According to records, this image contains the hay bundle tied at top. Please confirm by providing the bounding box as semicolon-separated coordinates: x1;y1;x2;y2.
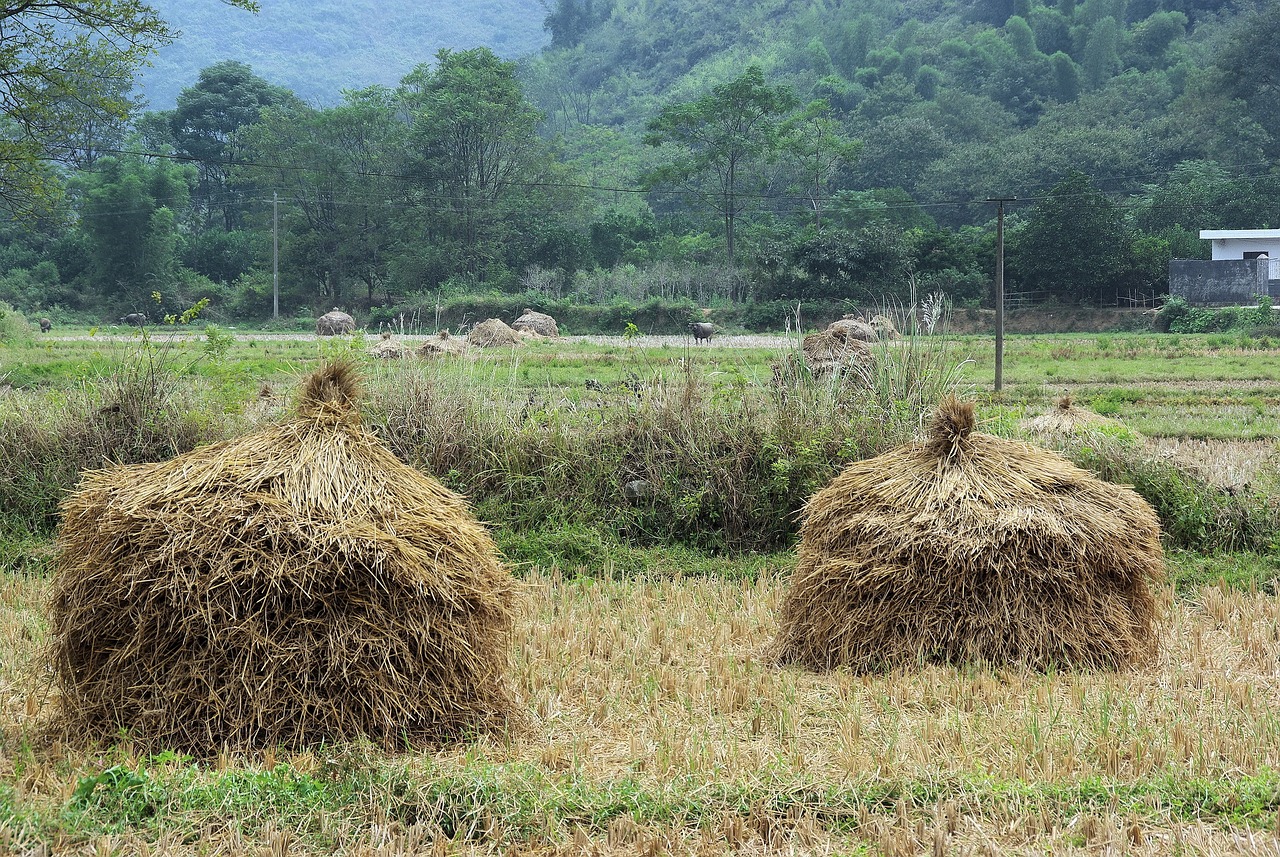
48;362;518;752
801;330;873;382
772;397;1164;673
512;308;559;337
468;318;521;348
1020;394;1142;446
417;330;468;357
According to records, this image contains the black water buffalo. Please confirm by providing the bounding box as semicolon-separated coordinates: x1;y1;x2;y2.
38;318;51;333
689;322;714;343
119;313;147;327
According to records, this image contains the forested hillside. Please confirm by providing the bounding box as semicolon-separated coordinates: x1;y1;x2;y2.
137;0;549;107
2;0;1279;328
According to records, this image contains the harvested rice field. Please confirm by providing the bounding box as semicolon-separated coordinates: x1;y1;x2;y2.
1;570;1279;854
2;329;1280;853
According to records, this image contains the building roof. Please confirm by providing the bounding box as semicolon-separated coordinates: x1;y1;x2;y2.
1200;229;1280;240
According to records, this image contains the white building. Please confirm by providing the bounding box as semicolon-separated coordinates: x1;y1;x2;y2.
1201;229;1280;279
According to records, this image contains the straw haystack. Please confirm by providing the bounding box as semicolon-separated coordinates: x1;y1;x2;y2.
417;330;468;357
468;318;521;348
801;330;874;381
316;309;356;336
48;363;518;752
512;308;559;337
367;333;409;359
1020;395;1142;446
869;314;900;340
827;316;877;342
772;397;1164;673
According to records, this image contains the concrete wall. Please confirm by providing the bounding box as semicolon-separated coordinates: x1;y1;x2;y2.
1169;259;1272;305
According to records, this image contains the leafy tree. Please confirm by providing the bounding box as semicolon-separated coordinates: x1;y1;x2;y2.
1081;17;1122;90
399;48;580;287
0;1;256;215
238;87;406;311
642;66;798;266
168;61;298;231
780;100;861;227
1009;171;1130;305
1211;3;1280;157
73;152;195;309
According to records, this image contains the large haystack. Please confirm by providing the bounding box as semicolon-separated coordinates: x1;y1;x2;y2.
468;318;521;348
772;397;1164;673
48;363;518;753
512;308;559;337
801;330;874;382
827;316;877;342
316;309;356;336
1020;395;1142;446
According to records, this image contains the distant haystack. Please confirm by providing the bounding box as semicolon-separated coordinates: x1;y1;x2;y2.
468;318;521;348
48;362;518;752
316;309;355;336
772;396;1164;673
1020;395;1143;446
869;314;900;340
367;334;409;359
801;330;874;382
417;330;468;358
827;316;877;342
512;308;559;337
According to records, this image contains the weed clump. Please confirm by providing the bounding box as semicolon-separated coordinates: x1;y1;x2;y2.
48;362;518;753
772;397;1166;673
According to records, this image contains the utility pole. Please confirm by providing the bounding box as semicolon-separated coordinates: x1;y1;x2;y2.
987;197;1016;392
272;192;279;320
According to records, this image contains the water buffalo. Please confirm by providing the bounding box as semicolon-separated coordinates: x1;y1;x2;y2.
689;322;714;343
38;318;51;333
119;313;147;327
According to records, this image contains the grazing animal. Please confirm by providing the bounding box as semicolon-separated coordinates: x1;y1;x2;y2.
38;318;51;333
689;322;714;343
119;313;147;327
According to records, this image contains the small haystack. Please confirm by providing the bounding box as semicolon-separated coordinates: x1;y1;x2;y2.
48;363;518;752
417;330;468;358
801;330;874;382
512;308;559;338
367;333;409;359
1020;395;1142;446
827;315;877;342
316;309;356;336
772;397;1164;673
869;314;900;340
468;318;522;348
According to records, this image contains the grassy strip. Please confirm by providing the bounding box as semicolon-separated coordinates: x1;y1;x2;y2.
15;759;1278;847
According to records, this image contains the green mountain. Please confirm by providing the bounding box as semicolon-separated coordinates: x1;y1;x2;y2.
137;0;550;108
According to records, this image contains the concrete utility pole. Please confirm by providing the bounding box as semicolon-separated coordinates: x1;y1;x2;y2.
272;192;279;320
987;197;1016;392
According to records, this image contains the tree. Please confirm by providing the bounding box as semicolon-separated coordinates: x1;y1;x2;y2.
781;100;861;227
73;151;194;309
1009;171;1130;305
0;0;256;215
642;66;798;266
1212;3;1280;157
398;48;581;287
237;87;406;311
168;61;299;231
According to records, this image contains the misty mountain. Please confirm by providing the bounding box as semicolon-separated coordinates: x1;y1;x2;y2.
136;0;551;108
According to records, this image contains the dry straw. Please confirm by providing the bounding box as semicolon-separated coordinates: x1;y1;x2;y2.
468;318;522;348
48;362;518;753
512;308;560;337
773;396;1164;672
1020;394;1142;445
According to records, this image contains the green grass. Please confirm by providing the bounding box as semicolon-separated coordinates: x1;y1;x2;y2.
22;755;1280;848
